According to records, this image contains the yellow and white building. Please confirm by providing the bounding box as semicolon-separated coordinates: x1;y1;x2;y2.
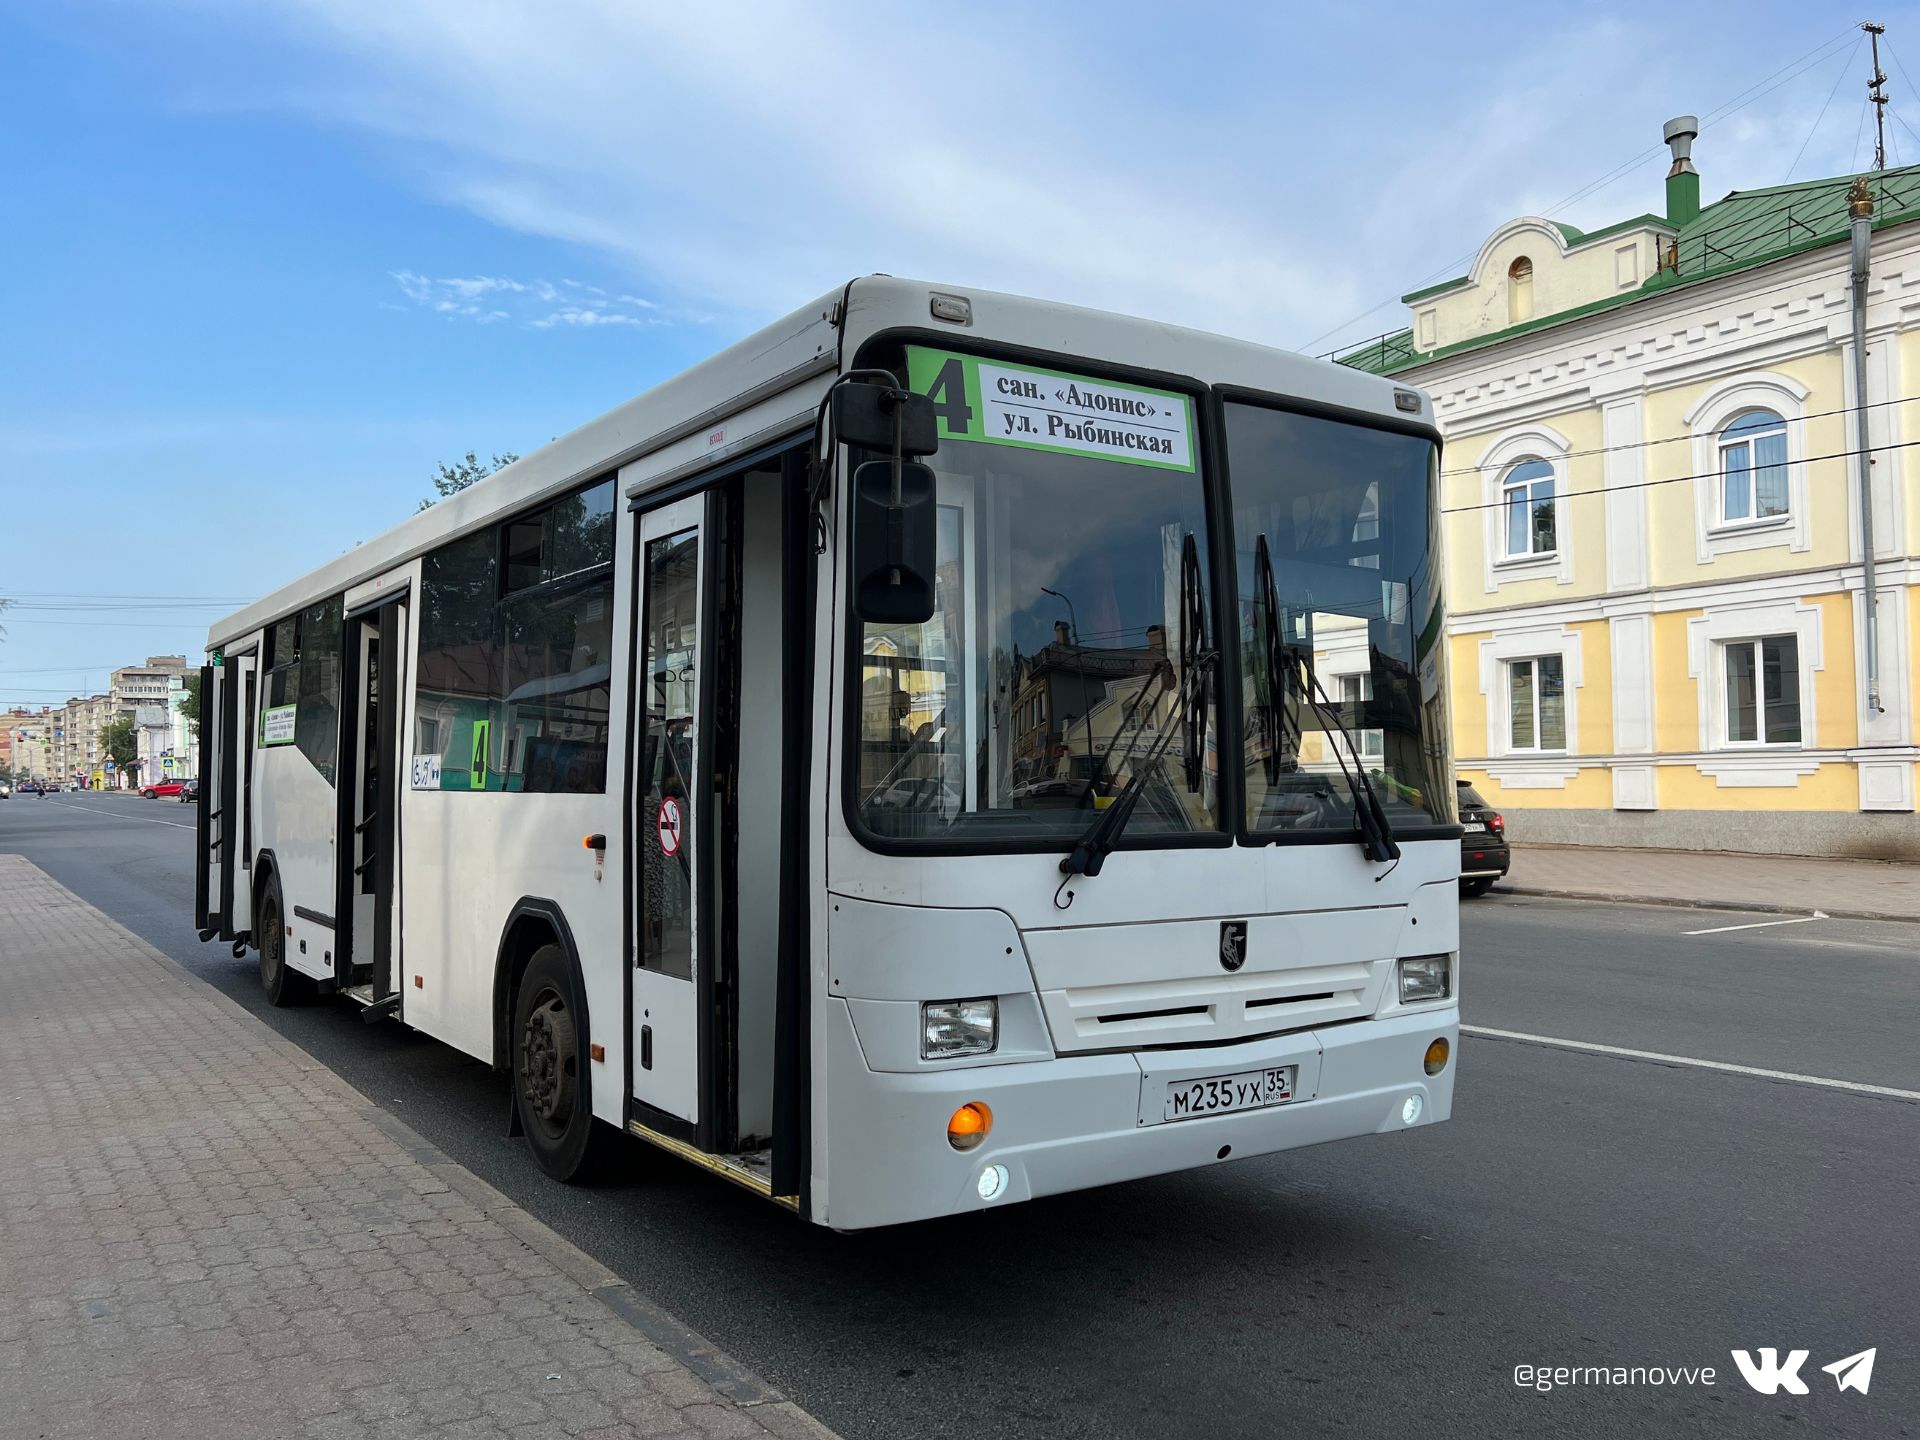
1342;118;1920;857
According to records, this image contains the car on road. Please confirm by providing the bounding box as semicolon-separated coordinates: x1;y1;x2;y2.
1457;778;1509;897
17;781;44;796
179;779;199;803
140;780;189;799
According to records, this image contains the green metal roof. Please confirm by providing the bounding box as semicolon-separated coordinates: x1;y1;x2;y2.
1338;165;1920;376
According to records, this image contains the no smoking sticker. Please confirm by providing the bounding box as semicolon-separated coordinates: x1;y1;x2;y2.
656;797;683;857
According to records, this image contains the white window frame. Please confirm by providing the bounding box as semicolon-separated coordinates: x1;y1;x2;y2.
1498;459;1559;562
1475;627;1583;786
1503;655;1568;754
1685;600;1821;773
1472;427;1574;592
1714;410;1790;529
1336;671;1383;762
1685;374;1810;563
1716;635;1803;748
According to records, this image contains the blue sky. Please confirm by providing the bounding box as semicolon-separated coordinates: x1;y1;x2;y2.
4;1;1916;706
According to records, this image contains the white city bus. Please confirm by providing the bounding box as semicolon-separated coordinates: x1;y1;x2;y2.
195;277;1460;1230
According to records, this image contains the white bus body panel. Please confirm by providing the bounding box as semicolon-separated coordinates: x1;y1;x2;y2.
253;740;340;982
204;275;1452;1227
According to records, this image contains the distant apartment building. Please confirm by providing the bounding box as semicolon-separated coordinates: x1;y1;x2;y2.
4;708;59;782
58;693;116;788
1339;118;1919;857
115;655;193;784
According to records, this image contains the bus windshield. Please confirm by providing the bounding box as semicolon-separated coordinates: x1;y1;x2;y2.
853;349;1218;844
1226;401;1454;834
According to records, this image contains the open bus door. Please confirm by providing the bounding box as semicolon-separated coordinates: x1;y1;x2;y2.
631;495;709;1133
624;445;812;1210
194;660;220;937
334;594;407;1015
199;649;258;944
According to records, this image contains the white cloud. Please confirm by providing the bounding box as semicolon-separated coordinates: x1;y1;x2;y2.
389;270;671;329
173;4;1890;355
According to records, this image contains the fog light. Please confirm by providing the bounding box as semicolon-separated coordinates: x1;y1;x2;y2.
948;1101;992;1151
1402;1094;1424;1125
1424;1037;1450;1075
1398;954;1452;1004
977;1164;1008;1201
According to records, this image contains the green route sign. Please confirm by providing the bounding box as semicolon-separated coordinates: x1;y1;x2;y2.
906;346;1195;473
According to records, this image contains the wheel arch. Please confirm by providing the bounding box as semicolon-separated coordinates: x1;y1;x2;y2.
251;849;281;928
492;898;588;1073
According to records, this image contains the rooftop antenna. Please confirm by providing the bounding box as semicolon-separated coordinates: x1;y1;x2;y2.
1864;21;1888;171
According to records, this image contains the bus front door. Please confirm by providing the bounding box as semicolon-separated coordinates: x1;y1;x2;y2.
335;597;406;1006
631;496;709;1130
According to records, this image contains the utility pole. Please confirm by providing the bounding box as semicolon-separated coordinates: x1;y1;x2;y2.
1847;25;1889;714
1865;21;1888;172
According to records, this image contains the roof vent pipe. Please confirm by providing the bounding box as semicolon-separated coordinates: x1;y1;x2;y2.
1663;115;1701;227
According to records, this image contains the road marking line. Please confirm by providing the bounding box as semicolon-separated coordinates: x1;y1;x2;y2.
1684;912;1827;935
1461;1025;1920;1102
44;799;196;830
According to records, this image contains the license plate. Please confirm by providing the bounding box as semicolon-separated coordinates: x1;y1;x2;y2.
1463;820;1486;832
1164;1065;1295;1122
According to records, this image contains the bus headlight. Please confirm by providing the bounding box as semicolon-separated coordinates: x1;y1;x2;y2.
922;998;998;1059
1397;955;1452;1004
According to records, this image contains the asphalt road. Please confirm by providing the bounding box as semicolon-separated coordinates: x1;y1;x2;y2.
4;792;1915;1439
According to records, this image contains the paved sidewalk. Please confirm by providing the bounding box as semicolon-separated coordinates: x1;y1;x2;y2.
0;855;836;1440
1500;843;1920;921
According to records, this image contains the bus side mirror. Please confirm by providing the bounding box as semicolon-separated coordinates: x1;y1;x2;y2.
850;460;937;624
834;381;937;457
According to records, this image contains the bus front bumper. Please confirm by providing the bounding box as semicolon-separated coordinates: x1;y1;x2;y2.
819;1005;1458;1230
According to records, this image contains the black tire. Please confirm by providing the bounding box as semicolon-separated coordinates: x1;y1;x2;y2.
512;943;604;1182
1461;876;1496;898
256;880;314;1006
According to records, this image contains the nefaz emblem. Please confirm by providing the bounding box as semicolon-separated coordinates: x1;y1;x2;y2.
1219;920;1248;972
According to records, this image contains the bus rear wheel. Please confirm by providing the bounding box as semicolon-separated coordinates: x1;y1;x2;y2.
256;884;313;1007
513;944;601;1182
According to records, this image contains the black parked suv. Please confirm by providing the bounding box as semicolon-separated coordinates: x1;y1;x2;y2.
1457;779;1510;897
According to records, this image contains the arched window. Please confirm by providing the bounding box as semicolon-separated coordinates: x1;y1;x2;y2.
1508;256;1535;325
1717;409;1788;523
1499;457;1556;558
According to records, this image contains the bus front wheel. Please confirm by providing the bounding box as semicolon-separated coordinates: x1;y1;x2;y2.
513;944;601;1182
256;881;314;1007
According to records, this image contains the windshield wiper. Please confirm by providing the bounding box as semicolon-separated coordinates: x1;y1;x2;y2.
1253;533;1399;867
1058;648;1216;885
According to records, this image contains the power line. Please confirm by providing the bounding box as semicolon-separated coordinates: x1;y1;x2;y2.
0;592;257;601
1440;434;1908;516
1370;209;1902;392
1297;24;1865;356
1786;36;1864;182
0;665;129;675
0;619;215;630
1440;388;1920;475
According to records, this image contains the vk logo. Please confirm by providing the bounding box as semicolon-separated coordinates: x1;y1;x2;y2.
1731;1348;1810;1395
1732;1347;1876;1396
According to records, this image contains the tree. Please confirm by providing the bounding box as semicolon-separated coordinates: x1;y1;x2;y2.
102;716;138;782
419;451;520;512
180;671;201;729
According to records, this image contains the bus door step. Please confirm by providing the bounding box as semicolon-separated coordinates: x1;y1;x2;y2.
345;985;402;1023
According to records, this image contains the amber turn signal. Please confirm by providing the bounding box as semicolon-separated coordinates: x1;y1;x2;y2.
947;1101;993;1151
1424;1037;1450;1075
